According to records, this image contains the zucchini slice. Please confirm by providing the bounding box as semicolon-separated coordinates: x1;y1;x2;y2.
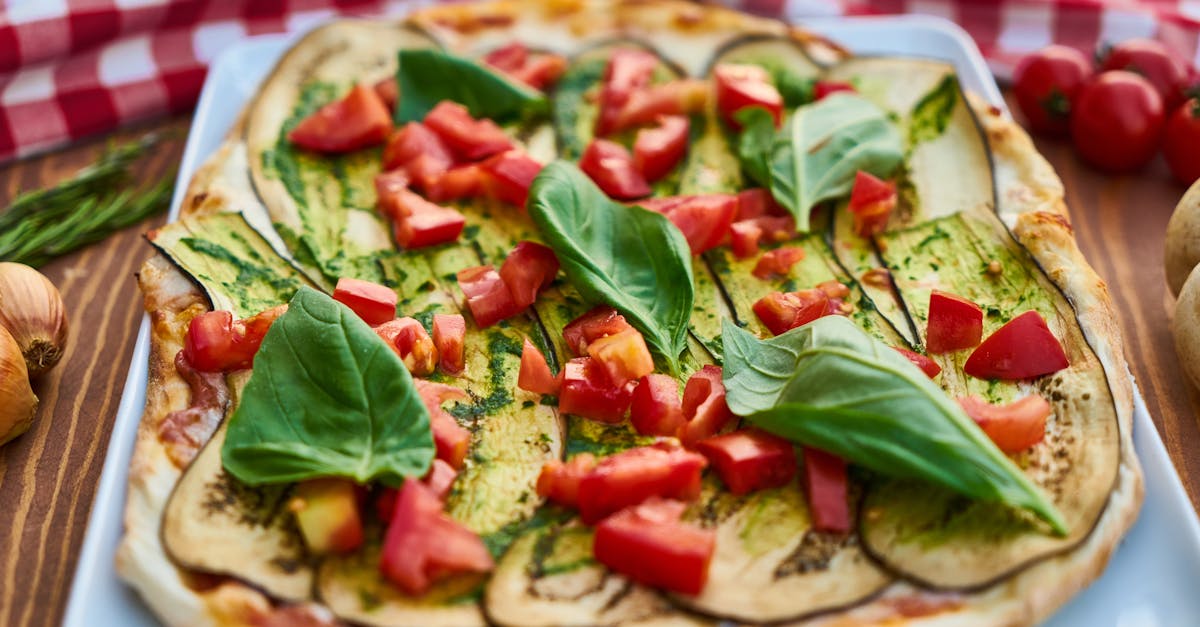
862;209;1121;589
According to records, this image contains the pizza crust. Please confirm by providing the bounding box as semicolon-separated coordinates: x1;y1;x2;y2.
113;3;1143;625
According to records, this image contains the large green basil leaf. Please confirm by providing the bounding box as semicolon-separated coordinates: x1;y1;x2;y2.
721;317;1067;534
735;94;904;233
396;48;547;123
221;287;434;486
528;161;694;374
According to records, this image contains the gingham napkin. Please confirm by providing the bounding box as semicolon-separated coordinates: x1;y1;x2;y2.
0;0;1197;165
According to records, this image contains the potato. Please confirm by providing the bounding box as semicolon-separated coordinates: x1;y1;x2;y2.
1165;179;1200;297
1174;263;1200;391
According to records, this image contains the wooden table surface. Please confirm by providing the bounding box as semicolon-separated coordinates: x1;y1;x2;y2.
1;95;1199;627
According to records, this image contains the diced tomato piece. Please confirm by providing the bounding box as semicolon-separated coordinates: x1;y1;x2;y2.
579;139;652;200
483;42;528;72
456;265;523;328
423;459;458;502
753;289;835;336
379;479;493;596
333;277;397;326
536;453;597;507
481;150;542;207
290;478;364;555
630;374;685;437
499;241;559;308
587;328;655;387
593;499;714;596
714;64;783;129
636;195;690;214
612;79;709;132
424;101;513;161
925;290;984;354
679;365;736;446
558;357;637;424
518;338;561;395
802;447;850;533
893;347;942;378
424;164;487;203
562;305;634;356
735;188;783;220
661;194;738;255
752;246;806;279
695;429;796;495
183;311;254;372
382;122;454;175
288;84;392;153
373;77;399;111
416;380;472;469
750;215;798;243
375;174;467;248
376;317;438;376
576;441;707;524
964;311;1070;380
730;220;764;258
814;80;856;100
432;314;466;375
596;48;659;137
633;115;689;183
959;394;1051;454
816;280;851;300
847;171;897;237
510;53;569;90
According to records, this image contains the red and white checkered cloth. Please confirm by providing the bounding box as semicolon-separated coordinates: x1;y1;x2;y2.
0;0;1197;165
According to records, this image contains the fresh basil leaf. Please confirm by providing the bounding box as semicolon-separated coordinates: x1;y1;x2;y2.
396;48;548;123
734;94;904;233
721;317;1067;534
221;287;434;486
909;74;958;146
734;106;777;188
528;161;694;375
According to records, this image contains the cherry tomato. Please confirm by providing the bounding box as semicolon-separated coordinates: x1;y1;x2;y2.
1069;71;1164;173
1164;98;1200;185
1098;38;1189;110
1012;45;1092;136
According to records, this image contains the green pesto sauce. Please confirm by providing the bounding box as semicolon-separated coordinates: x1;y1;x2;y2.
908;74;958;148
564;420;656;458
481;505;572;559
448;331;522;419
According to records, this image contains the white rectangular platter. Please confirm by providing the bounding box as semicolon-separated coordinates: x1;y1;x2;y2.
64;15;1200;627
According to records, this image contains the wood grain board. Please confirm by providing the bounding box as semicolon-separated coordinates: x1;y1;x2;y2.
0;93;1197;626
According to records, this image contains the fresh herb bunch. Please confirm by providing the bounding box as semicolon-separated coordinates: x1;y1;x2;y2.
0;134;174;267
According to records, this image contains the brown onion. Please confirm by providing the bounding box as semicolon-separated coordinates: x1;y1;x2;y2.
0;262;68;378
0;324;38;445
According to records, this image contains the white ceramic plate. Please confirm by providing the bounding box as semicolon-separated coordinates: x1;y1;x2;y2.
64;16;1200;627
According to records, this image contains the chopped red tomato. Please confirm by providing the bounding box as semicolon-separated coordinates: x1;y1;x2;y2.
183;308;278;372
382;122;454;177
424;164;487;203
288;84;392;153
802;447;850;533
518;338;561;395
593;499;714;596
456;265;523;328
752;246;806;280
291;478;364;555
376;317;438;376
579;139;652;200
814;80;856;100
422;459;458;502
483;42;528;72
511;53;569;90
587;328;655;387
662;194;738;255
499;241;559;308
558;357;637;424
730;220;764;258
333;277;397;326
415;380;471;469
373;77;398;111
847;171;897;237
964;311;1070;380
959;395;1051;454
576;441;707;524
753;289;835;336
237;305;287;354
596;48;659;136
432;314;466;375
695;429;797;495
481;150;542;207
379;479;493;595
816;280;851;300
612;79;709;132
424;101;513;161
735;188;782;220
375;173;467;248
537;453;597;507
893;347;942;378
925;290;983;354
633;115;689;182
630;374;685;437
679;365;736;446
563;305;633;356
714;64;783;129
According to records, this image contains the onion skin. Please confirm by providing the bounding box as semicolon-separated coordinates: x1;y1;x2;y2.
0;262;68;378
0;324;38;446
